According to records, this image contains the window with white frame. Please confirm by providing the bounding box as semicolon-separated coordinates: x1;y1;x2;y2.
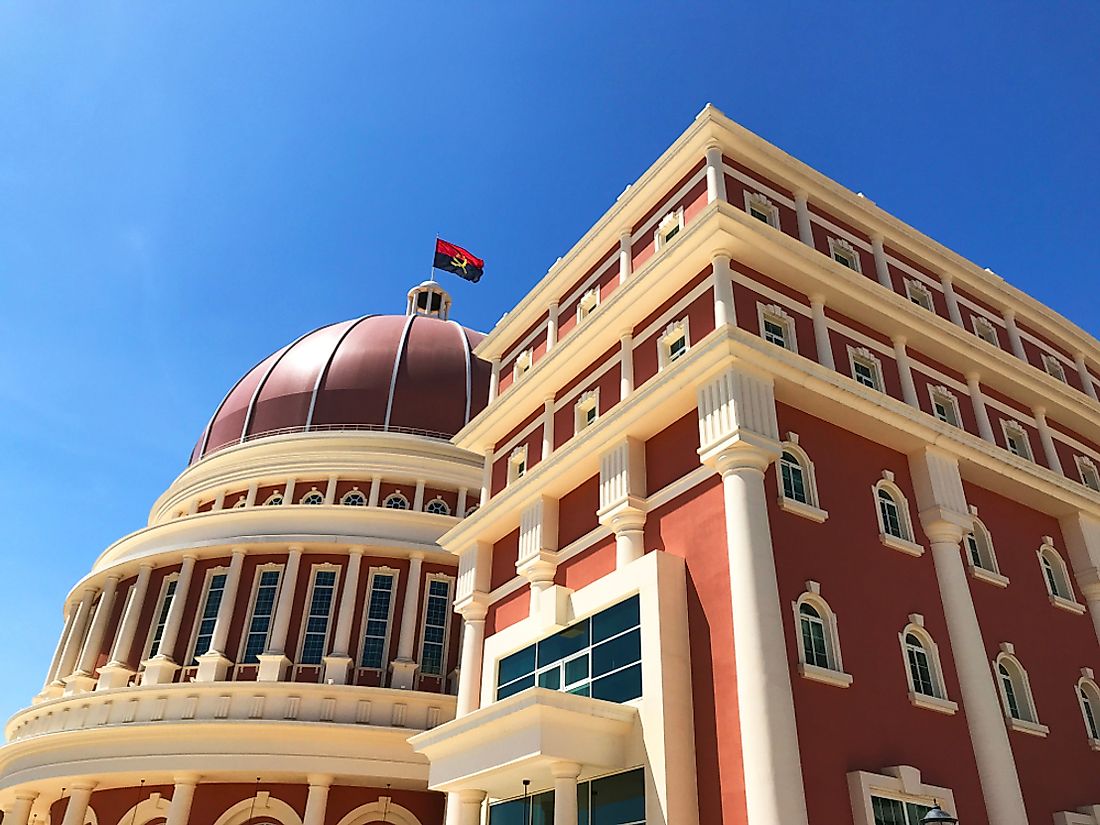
299;488;325;505
1076;455;1100;492
744;191;779;228
654;208;684;251
232;496;248;509
905;279;934;311
848;346;884;391
972;314;1000;347
341;488;367;506
964;514;1003;579
777;435;827;522
1001;419;1033;461
928;385;961;427
1043;353;1068;383
240;567;281;665
418;576;453;677
360;568;398;670
576;287;600;323
425;497;451;515
996;650;1044;732
507;445;528;483
575;389;599;433
1078;674;1100;745
873;473;921;554
829;237;862;273
1038;541;1078;608
847;766;955;825
513;349;533;381
793;585;851;687
298;566;338;665
146;575;179;659
383;491;409;510
262;492;284;506
758;303;798;352
188;570;228;665
899;619;956;713
658;318;689;369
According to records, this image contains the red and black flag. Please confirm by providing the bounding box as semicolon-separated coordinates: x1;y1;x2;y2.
434;238;484;283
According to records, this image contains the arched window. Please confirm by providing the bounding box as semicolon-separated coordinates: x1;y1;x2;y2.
1077;677;1100;743
777;437;826;522
878;488;905;539
899;622;956;713
464;504;479;517
873;475;920;554
995;652;1044;732
964;516;1005;585
384;492;409;510
792;589;851;687
341;488;367;506
425;497;451;515
1038;543;1075;603
263;492;284;506
299;489;325;505
232;496;248;509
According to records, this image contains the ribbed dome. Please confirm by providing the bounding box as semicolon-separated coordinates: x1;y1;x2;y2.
191;314;490;464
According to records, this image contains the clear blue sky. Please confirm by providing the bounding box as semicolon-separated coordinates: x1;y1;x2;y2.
0;4;1097;719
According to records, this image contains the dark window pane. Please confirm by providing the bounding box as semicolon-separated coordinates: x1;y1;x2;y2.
565;654;589;685
499;645;536;685
538;620;589;667
539;669;561;690
590;768;645;824
497;673;535;700
592;630;640;677
592;663;642;702
592;597;639;643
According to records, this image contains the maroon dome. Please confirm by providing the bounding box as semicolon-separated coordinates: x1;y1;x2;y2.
191;314;490;463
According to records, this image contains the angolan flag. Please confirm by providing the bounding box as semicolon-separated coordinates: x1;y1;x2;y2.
433;238;484;283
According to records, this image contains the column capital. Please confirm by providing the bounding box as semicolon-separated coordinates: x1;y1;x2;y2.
869;230;885;245
1032;404;1047;419
172;773;200;786
809;292;826;308
710;248;734;263
455;591;490;622
550;760;583;779
891;334;908;347
306;773;334;788
965;370;982;383
457;790;487;804
792;187;809;202
347;545;366;556
287;544;305;554
707;442;779;476
1003;307;1017;320
618;227;632;243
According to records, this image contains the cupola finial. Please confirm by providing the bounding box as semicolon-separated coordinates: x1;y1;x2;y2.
406;280;452;320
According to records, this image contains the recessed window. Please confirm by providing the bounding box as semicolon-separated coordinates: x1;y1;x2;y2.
341;488;367;506
654;208;684;251
1038;542;1075;603
298;567;338;666
899;621;956;713
383;492;409;510
146;576;179;660
574;389;599;433
848;346;884;391
1001;420;1033;461
996;652;1044;733
744;191;779;228
972;315;1000;347
263;492;284;506
359;569;397;670
793;588;851;687
777;436;827;522
964;515;1005;584
848;767;955;825
877;488;906;540
1042;354;1068;383
418;576;453;677
189;571;228;665
513;349;533;381
490;768;645;825
1076;456;1100;492
928;386;960;427
299;488;325;505
508;446;528;484
576;287;600;323
905;279;934;311
873;474;921;555
658;319;690;369
425;497;451;515
828;237;862;273
240;568;281;665
1077;677;1100;744
758;303;798;352
232;496;248;509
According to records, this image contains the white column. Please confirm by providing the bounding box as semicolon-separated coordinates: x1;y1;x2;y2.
302;776;332;825
480;448;493;506
1076;352;1098;401
98;564;153;689
156;555;197;660
1060;513;1100;649
324;475;338;505
282;478;297;504
619;333;634;399
165;777;197;825
966;373;996;443
5;793;37;825
60;785;95;825
1003;309;1028;361
712;252;737;328
73;574;121;681
368;475;381;507
547;303;559;352
324;547;364;684
257;546;302;680
390;553;425;689
892;336;920;408
1033;406;1064;475
552;761;582;825
456;488;468;518
196;549;246;682
870;233;893;289
809;294;835;370
413;480;426;512
598;438;647;569
541;398;555;460
42;603;79;689
941;274;964;326
618;229;632;284
705;143;727;204
456;599;488;717
212;490;226;510
488;358;502;403
456;790;486;825
245;481;259;507
793;189;814;247
54;588;96;684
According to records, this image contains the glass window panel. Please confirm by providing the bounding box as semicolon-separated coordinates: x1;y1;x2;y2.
564;654;589;685
538;669;561;690
590;768;645;824
537;620;590;667
592;663;642;703
499;645;536;685
872;796;907;825
592;597;639;643
497;673;536;700
592;629;641;677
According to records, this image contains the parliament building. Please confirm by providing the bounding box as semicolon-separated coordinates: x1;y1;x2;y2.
3;105;1100;825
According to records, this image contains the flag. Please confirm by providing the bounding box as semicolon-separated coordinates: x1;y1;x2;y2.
434;238;484;283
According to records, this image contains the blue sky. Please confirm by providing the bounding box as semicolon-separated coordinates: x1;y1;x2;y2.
0;4;1097;719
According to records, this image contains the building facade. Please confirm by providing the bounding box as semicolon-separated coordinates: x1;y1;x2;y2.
3;105;1100;825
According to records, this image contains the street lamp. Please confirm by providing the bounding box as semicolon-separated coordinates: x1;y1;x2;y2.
921;804;958;824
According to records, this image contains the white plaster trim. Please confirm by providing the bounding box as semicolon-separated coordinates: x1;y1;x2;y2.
335;801;422;825
1001;418;1034;461
847;766;956;825
904;278;934;311
927;385;962;428
758;302;799;353
1077;455;1100;491
971;313;1002;347
881;533;924;556
574;388;600;434
898;624;952;706
799;663;853;687
995;652;1043;730
778;497;829;523
744;190;780;229
1007;716;1050;737
848;346;885;391
723;164;796;210
576;286;601;324
969;564;1010;588
654;207;686;253
1051;594;1087;615
658;317;691;371
213;795;304;825
1043;353;1069;383
828;237;863;273
908;691;959;715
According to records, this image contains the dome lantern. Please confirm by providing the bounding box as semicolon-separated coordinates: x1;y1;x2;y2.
407;280;452;320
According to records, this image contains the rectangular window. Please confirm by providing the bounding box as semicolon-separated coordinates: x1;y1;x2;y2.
360;571;397;669
750;205;771;223
189;572;227;665
1043;354;1067;382
851;354;882;391
871;796;932;825
489;768;645;825
972;316;1000;347
1003;423;1033;461
1078;457;1100;492
147;577;178;659
241;569;281;664
906;280;934;311
496;596;642;703
667;334;686;361
763;318;787;348
419;577;452;676
298;568;338;665
930;390;959;427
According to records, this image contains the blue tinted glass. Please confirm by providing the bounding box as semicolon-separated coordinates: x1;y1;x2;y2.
592;630;640;677
538;669;561;690
590;768;645;824
592;663;642;702
497;673;535;700
565;654;589;685
592;596;639;643
578;782;590;825
488;792;553;825
537;619;590;667
498;645;536;685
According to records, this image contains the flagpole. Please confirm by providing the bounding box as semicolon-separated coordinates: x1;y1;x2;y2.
429;234;439;283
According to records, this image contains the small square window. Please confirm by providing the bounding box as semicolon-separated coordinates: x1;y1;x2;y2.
848;347;883;391
513;349;533;380
1042;354;1067;383
757;304;798;353
655;209;684;252
972;315;1000;347
744;192;779;229
828;237;862;274
658;318;690;370
1002;421;1033;461
575;390;599;433
929;387;960;427
905;279;934;311
508;446;528;483
577;288;600;323
1076;456;1100;492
